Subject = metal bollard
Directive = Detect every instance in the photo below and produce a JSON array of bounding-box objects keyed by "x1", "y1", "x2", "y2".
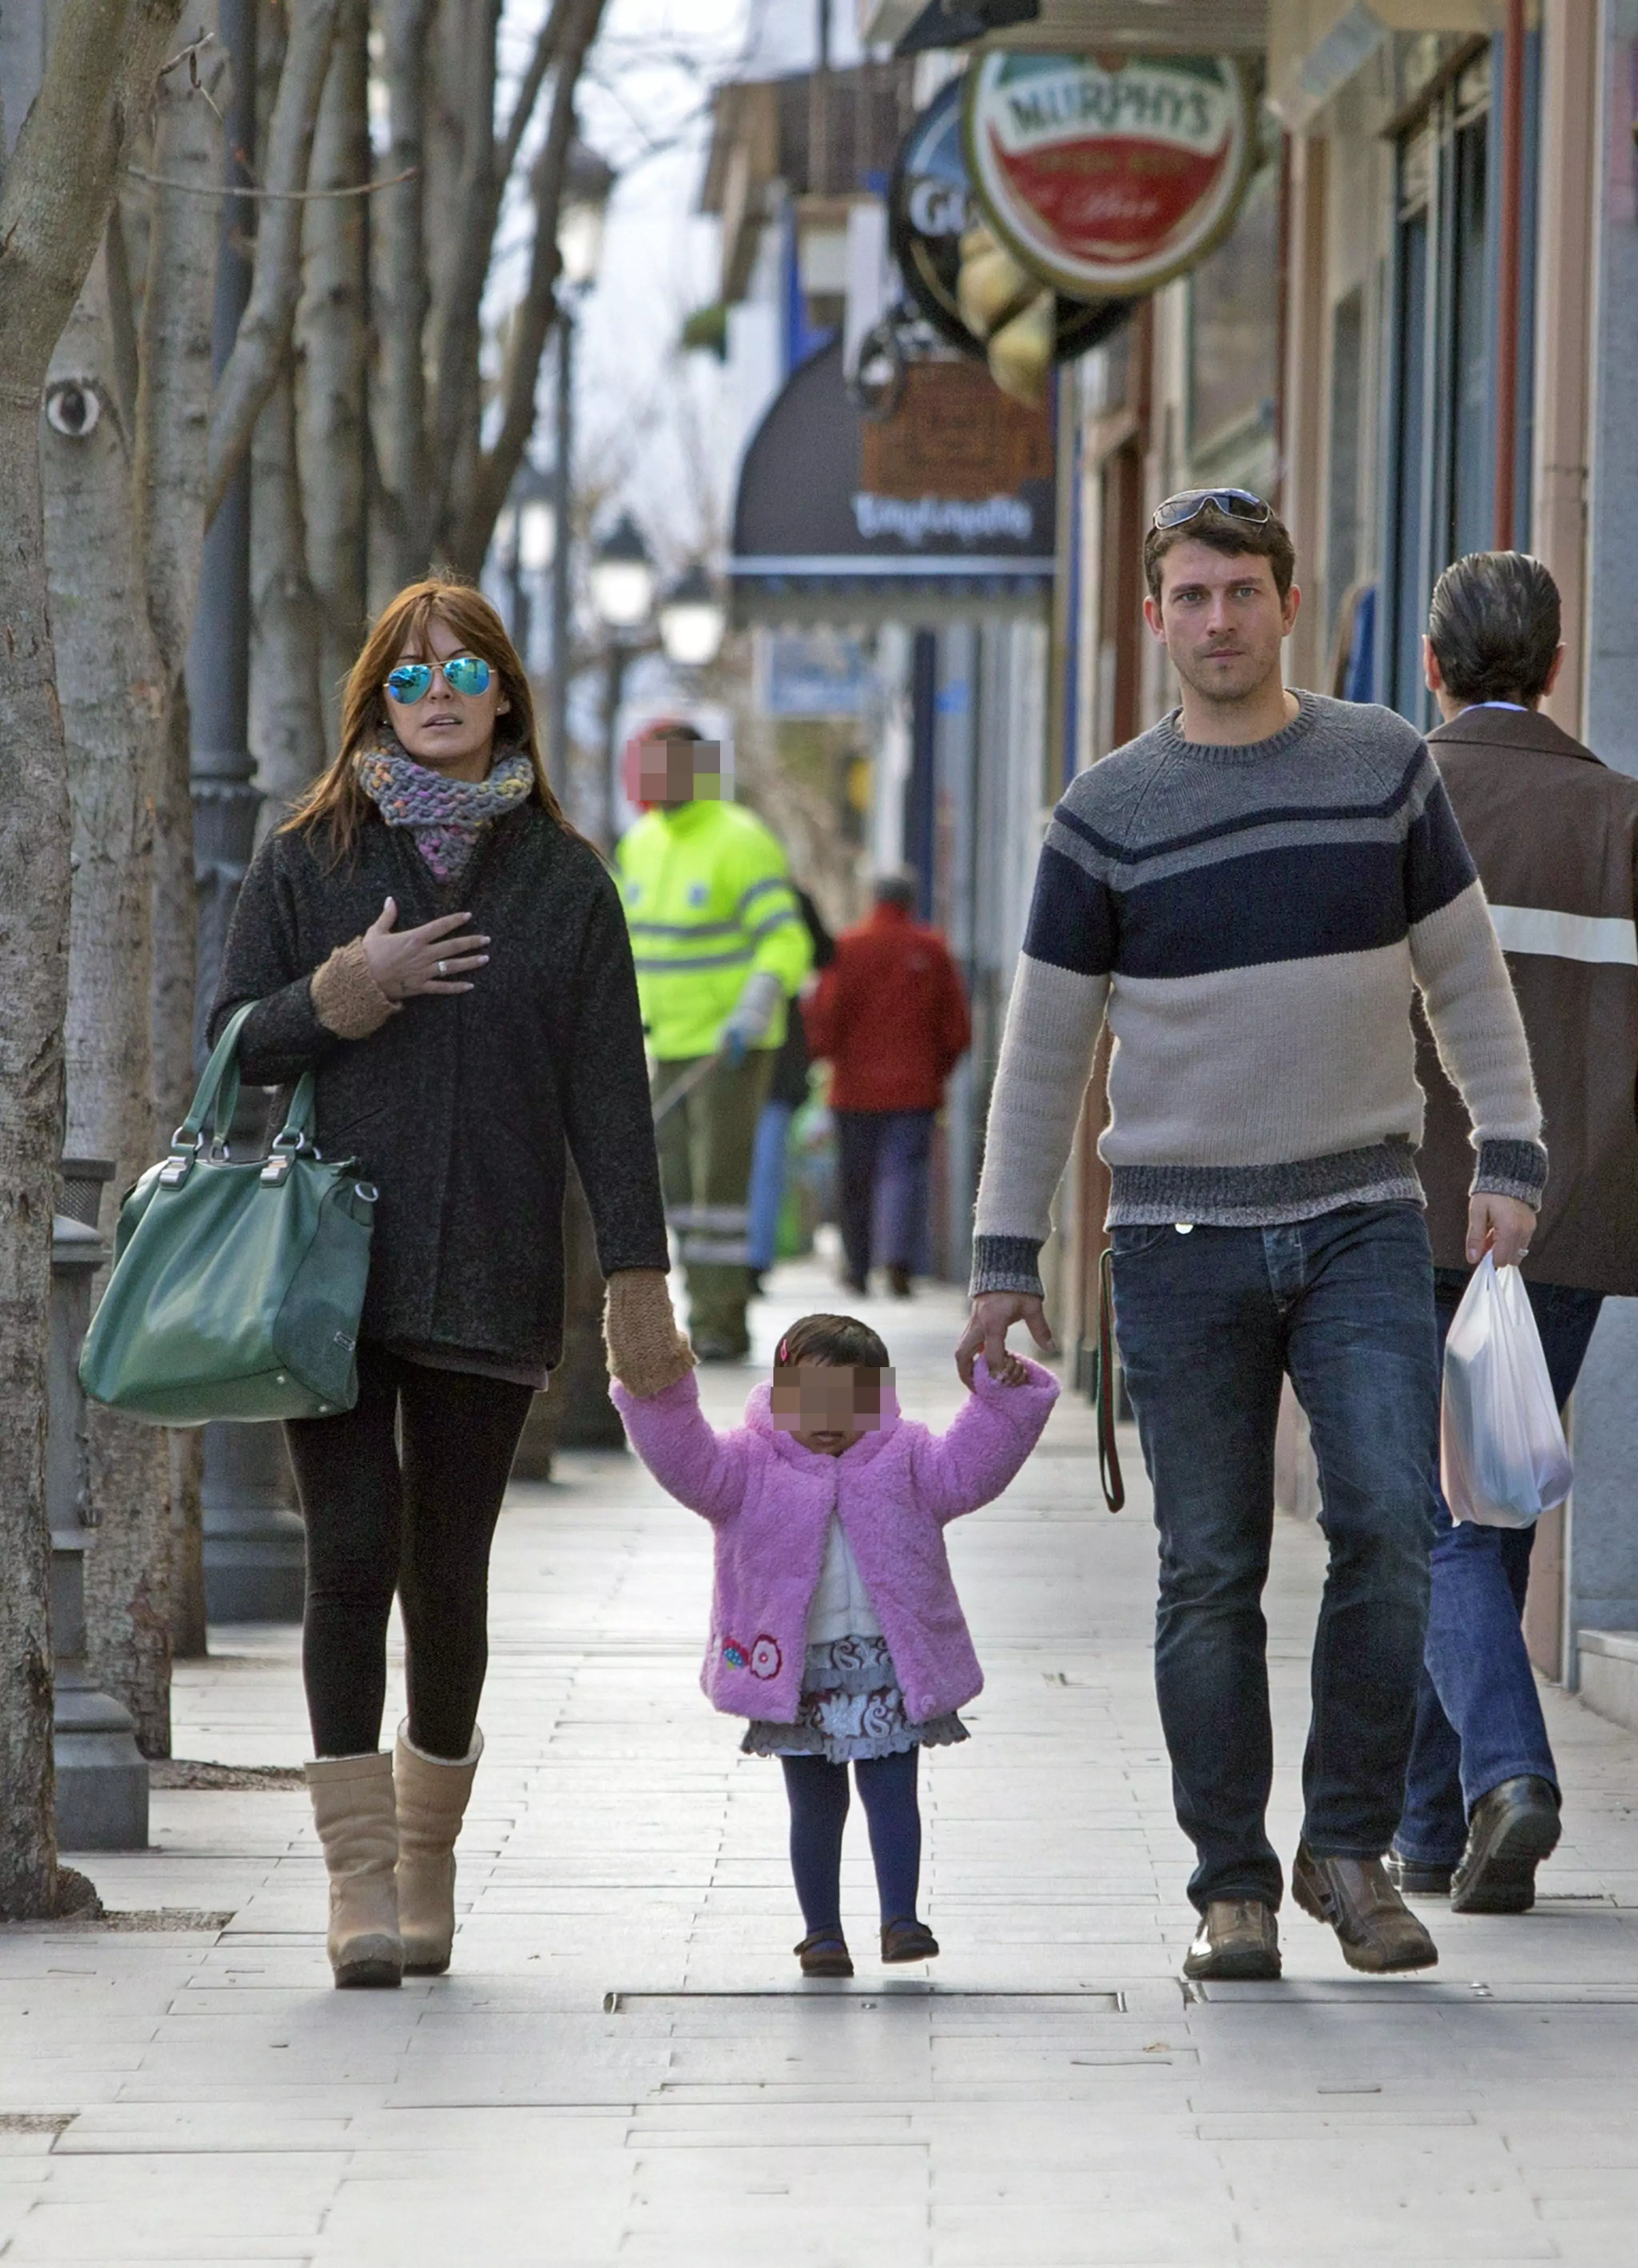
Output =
[{"x1": 49, "y1": 1204, "x2": 149, "y2": 1850}]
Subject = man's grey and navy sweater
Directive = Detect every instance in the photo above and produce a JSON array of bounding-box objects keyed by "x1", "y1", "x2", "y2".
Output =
[{"x1": 971, "y1": 692, "x2": 1547, "y2": 1299}]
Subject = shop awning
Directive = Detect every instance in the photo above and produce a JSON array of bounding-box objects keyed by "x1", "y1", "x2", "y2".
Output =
[{"x1": 730, "y1": 341, "x2": 1056, "y2": 630}]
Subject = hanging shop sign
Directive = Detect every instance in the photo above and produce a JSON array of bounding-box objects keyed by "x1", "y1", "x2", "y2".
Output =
[
  {"x1": 888, "y1": 76, "x2": 1127, "y2": 361},
  {"x1": 963, "y1": 53, "x2": 1257, "y2": 299}
]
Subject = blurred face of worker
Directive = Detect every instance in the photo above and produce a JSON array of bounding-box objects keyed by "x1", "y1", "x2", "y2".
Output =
[
  {"x1": 627, "y1": 734, "x2": 723, "y2": 809},
  {"x1": 770, "y1": 1363, "x2": 892, "y2": 1457},
  {"x1": 1142, "y1": 544, "x2": 1298, "y2": 710}
]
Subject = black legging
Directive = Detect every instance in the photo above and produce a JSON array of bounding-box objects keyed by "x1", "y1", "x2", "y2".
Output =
[{"x1": 283, "y1": 1345, "x2": 533, "y2": 1760}]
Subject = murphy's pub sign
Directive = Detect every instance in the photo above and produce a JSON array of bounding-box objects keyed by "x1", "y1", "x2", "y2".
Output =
[{"x1": 963, "y1": 53, "x2": 1257, "y2": 300}]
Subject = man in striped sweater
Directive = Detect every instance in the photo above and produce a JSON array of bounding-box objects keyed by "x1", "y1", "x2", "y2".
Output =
[{"x1": 957, "y1": 492, "x2": 1544, "y2": 1982}]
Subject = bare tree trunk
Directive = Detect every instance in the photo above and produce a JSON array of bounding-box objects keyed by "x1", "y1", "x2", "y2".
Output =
[
  {"x1": 251, "y1": 361, "x2": 328, "y2": 816},
  {"x1": 134, "y1": 14, "x2": 225, "y2": 1663},
  {"x1": 0, "y1": 0, "x2": 186, "y2": 1916},
  {"x1": 425, "y1": 0, "x2": 498, "y2": 551},
  {"x1": 297, "y1": 0, "x2": 367, "y2": 745},
  {"x1": 373, "y1": 0, "x2": 430, "y2": 595},
  {"x1": 45, "y1": 247, "x2": 174, "y2": 1757}
]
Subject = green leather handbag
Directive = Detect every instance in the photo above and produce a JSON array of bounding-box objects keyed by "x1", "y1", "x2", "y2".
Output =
[{"x1": 78, "y1": 1001, "x2": 377, "y2": 1424}]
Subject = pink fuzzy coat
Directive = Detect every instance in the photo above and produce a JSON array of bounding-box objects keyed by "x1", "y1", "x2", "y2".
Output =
[{"x1": 611, "y1": 1358, "x2": 1059, "y2": 1725}]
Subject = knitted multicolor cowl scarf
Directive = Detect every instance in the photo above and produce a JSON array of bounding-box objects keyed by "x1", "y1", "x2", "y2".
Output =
[{"x1": 355, "y1": 739, "x2": 534, "y2": 882}]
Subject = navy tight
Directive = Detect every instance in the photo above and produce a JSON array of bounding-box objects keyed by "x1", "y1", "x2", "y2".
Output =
[{"x1": 780, "y1": 1747, "x2": 922, "y2": 1934}]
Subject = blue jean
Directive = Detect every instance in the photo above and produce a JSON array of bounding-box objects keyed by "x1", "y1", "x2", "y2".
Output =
[
  {"x1": 1394, "y1": 1272, "x2": 1603, "y2": 1866},
  {"x1": 836, "y1": 1108, "x2": 932, "y2": 1282},
  {"x1": 1111, "y1": 1203, "x2": 1440, "y2": 1911},
  {"x1": 747, "y1": 1100, "x2": 795, "y2": 1274}
]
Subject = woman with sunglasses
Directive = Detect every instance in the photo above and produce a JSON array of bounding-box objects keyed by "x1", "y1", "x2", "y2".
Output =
[{"x1": 209, "y1": 578, "x2": 693, "y2": 1989}]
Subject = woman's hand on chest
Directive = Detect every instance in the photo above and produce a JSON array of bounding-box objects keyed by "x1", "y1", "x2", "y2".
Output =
[{"x1": 362, "y1": 895, "x2": 490, "y2": 1003}]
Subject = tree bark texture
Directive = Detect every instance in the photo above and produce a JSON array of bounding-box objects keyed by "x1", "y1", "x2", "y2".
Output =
[
  {"x1": 0, "y1": 0, "x2": 185, "y2": 1915},
  {"x1": 203, "y1": 0, "x2": 338, "y2": 530},
  {"x1": 251, "y1": 361, "x2": 328, "y2": 817},
  {"x1": 45, "y1": 249, "x2": 174, "y2": 1757},
  {"x1": 425, "y1": 0, "x2": 500, "y2": 556},
  {"x1": 372, "y1": 0, "x2": 431, "y2": 596},
  {"x1": 135, "y1": 5, "x2": 225, "y2": 683},
  {"x1": 297, "y1": 0, "x2": 367, "y2": 748},
  {"x1": 450, "y1": 0, "x2": 607, "y2": 577}
]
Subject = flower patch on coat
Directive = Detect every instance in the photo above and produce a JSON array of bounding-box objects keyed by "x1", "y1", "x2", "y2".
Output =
[
  {"x1": 749, "y1": 1635, "x2": 782, "y2": 1680},
  {"x1": 720, "y1": 1637, "x2": 748, "y2": 1669}
]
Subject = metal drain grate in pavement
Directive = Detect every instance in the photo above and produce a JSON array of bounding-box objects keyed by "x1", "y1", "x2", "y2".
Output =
[{"x1": 604, "y1": 1987, "x2": 1124, "y2": 2014}]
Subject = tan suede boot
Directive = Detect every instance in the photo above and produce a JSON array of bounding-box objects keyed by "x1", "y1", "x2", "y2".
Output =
[
  {"x1": 303, "y1": 1751, "x2": 403, "y2": 1989},
  {"x1": 394, "y1": 1722, "x2": 483, "y2": 1976}
]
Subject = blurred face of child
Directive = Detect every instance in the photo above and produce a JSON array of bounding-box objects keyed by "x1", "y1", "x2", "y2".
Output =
[{"x1": 770, "y1": 1362, "x2": 892, "y2": 1457}]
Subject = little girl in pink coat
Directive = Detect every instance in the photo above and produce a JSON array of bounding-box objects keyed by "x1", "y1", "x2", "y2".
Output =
[{"x1": 613, "y1": 1309, "x2": 1058, "y2": 1977}]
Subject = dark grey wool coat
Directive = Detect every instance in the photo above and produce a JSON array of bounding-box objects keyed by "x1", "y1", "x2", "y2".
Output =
[{"x1": 209, "y1": 801, "x2": 670, "y2": 1375}]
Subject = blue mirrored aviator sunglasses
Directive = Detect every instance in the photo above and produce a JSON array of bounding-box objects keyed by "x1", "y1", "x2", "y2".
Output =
[
  {"x1": 385, "y1": 654, "x2": 492, "y2": 704},
  {"x1": 1151, "y1": 486, "x2": 1273, "y2": 532}
]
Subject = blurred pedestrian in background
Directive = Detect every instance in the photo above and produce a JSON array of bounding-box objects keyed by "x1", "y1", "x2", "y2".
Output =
[
  {"x1": 747, "y1": 887, "x2": 835, "y2": 1295},
  {"x1": 211, "y1": 579, "x2": 681, "y2": 1989},
  {"x1": 617, "y1": 721, "x2": 812, "y2": 1360},
  {"x1": 1392, "y1": 551, "x2": 1638, "y2": 1914},
  {"x1": 804, "y1": 871, "x2": 970, "y2": 1297}
]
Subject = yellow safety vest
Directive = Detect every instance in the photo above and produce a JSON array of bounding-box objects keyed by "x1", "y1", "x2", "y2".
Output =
[{"x1": 616, "y1": 799, "x2": 811, "y2": 1061}]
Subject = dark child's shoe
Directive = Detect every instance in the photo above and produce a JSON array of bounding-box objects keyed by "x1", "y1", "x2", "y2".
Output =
[
  {"x1": 1181, "y1": 1898, "x2": 1281, "y2": 1980},
  {"x1": 881, "y1": 1918, "x2": 939, "y2": 1963},
  {"x1": 795, "y1": 1931, "x2": 853, "y2": 1978},
  {"x1": 1385, "y1": 1851, "x2": 1455, "y2": 1897},
  {"x1": 1292, "y1": 1842, "x2": 1439, "y2": 1973},
  {"x1": 886, "y1": 1264, "x2": 914, "y2": 1299},
  {"x1": 1450, "y1": 1775, "x2": 1562, "y2": 1914}
]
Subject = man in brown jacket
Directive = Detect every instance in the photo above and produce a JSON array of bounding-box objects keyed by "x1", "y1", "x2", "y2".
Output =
[{"x1": 1393, "y1": 550, "x2": 1638, "y2": 1913}]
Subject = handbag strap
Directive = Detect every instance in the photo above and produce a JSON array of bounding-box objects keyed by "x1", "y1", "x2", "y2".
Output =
[
  {"x1": 176, "y1": 1002, "x2": 259, "y2": 1153},
  {"x1": 1094, "y1": 1245, "x2": 1125, "y2": 1514},
  {"x1": 175, "y1": 1002, "x2": 318, "y2": 1158}
]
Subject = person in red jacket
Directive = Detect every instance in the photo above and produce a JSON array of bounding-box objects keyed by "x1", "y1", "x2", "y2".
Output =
[{"x1": 804, "y1": 871, "x2": 971, "y2": 1296}]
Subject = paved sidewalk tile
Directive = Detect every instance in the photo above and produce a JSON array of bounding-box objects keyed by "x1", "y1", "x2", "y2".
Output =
[{"x1": 6, "y1": 1259, "x2": 1638, "y2": 2261}]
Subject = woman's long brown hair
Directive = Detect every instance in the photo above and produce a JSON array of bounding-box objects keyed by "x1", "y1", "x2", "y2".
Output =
[{"x1": 283, "y1": 577, "x2": 573, "y2": 858}]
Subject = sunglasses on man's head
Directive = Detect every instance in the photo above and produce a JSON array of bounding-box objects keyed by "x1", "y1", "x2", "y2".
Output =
[
  {"x1": 1151, "y1": 488, "x2": 1274, "y2": 532},
  {"x1": 385, "y1": 654, "x2": 492, "y2": 704}
]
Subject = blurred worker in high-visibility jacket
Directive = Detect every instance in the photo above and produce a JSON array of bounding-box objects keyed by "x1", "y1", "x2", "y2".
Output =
[{"x1": 616, "y1": 722, "x2": 812, "y2": 1360}]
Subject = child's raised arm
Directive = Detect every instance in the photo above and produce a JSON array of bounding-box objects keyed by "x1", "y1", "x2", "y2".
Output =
[
  {"x1": 910, "y1": 1355, "x2": 1059, "y2": 1523},
  {"x1": 610, "y1": 1372, "x2": 750, "y2": 1524}
]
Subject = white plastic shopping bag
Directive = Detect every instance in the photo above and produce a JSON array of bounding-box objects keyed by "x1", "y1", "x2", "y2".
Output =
[{"x1": 1440, "y1": 1255, "x2": 1573, "y2": 1529}]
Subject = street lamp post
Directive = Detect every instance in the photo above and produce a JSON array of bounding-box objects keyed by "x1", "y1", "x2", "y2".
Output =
[{"x1": 589, "y1": 513, "x2": 657, "y2": 851}]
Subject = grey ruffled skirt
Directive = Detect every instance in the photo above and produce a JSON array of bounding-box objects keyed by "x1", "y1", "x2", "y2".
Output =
[{"x1": 741, "y1": 1633, "x2": 970, "y2": 1764}]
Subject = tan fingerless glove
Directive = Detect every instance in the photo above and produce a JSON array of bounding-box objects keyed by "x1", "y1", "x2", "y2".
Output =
[
  {"x1": 604, "y1": 1268, "x2": 695, "y2": 1397},
  {"x1": 310, "y1": 937, "x2": 400, "y2": 1040}
]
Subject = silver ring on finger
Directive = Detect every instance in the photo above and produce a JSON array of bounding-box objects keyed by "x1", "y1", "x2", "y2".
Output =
[{"x1": 436, "y1": 959, "x2": 448, "y2": 979}]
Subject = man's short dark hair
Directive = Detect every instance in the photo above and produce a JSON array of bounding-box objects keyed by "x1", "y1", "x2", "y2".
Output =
[
  {"x1": 1427, "y1": 550, "x2": 1561, "y2": 706},
  {"x1": 1143, "y1": 501, "x2": 1296, "y2": 603},
  {"x1": 774, "y1": 1313, "x2": 890, "y2": 1369},
  {"x1": 873, "y1": 868, "x2": 917, "y2": 909}
]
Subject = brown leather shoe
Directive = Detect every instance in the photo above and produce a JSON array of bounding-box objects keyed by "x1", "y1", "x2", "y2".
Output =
[
  {"x1": 794, "y1": 1931, "x2": 853, "y2": 1978},
  {"x1": 1292, "y1": 1842, "x2": 1439, "y2": 1973},
  {"x1": 1182, "y1": 1898, "x2": 1281, "y2": 1980}
]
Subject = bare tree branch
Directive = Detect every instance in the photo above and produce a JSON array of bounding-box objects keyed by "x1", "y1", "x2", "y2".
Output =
[
  {"x1": 450, "y1": 0, "x2": 607, "y2": 577},
  {"x1": 426, "y1": 0, "x2": 501, "y2": 539},
  {"x1": 201, "y1": 0, "x2": 339, "y2": 530},
  {"x1": 494, "y1": 0, "x2": 565, "y2": 189}
]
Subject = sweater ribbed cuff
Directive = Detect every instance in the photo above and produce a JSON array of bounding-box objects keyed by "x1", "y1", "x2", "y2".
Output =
[
  {"x1": 310, "y1": 937, "x2": 400, "y2": 1040},
  {"x1": 969, "y1": 1234, "x2": 1044, "y2": 1300},
  {"x1": 1472, "y1": 1137, "x2": 1547, "y2": 1211}
]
